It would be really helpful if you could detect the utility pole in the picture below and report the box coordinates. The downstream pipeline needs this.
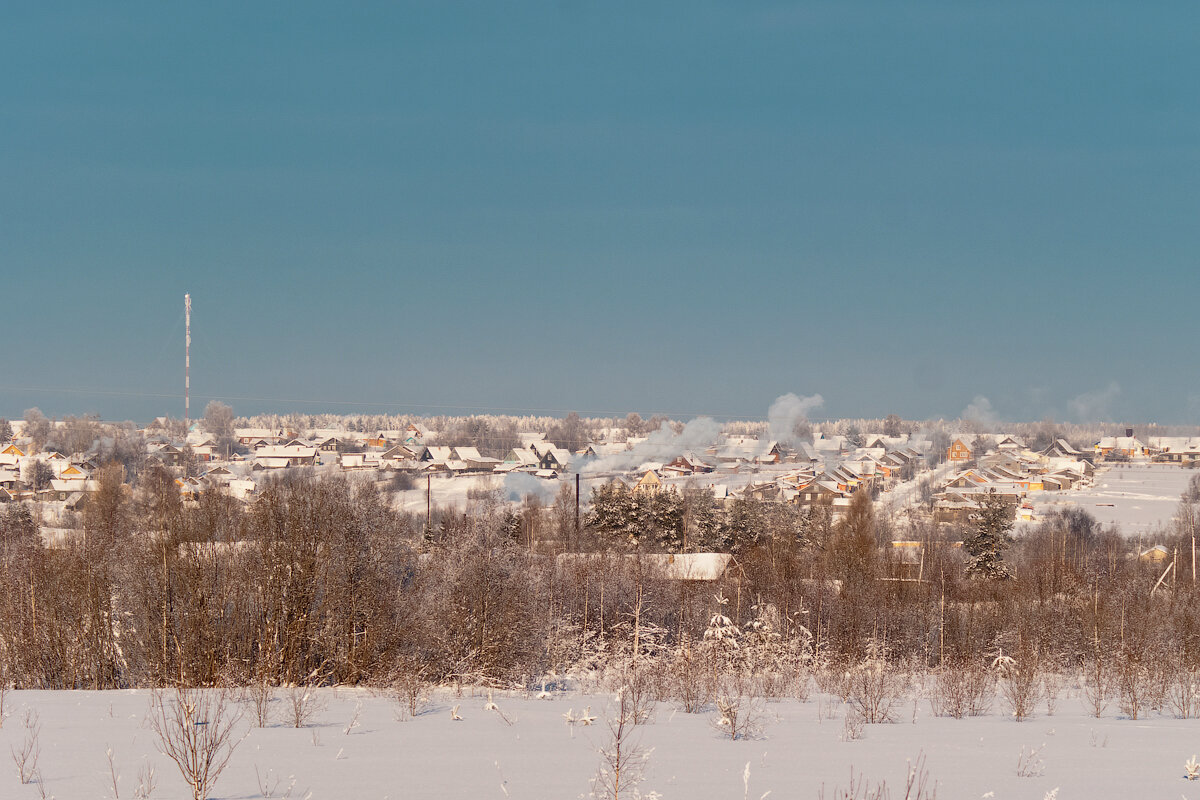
[575,473,580,549]
[184,293,191,430]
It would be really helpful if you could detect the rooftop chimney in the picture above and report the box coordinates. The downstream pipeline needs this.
[1125,427,1134,438]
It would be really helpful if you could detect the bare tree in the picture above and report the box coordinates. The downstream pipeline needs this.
[202,402,236,458]
[22,409,51,453]
[148,688,244,800]
[10,708,40,783]
[590,687,652,800]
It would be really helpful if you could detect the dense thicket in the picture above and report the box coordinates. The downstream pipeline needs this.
[1,471,1198,692]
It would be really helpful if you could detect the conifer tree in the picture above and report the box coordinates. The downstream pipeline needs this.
[965,488,1014,579]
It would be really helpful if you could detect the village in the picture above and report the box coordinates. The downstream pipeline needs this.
[3,411,1197,559]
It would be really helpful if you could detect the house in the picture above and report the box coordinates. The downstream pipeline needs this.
[947,438,973,463]
[453,447,502,472]
[933,492,977,524]
[795,479,845,508]
[742,481,781,502]
[251,457,293,471]
[1149,437,1200,465]
[538,447,572,473]
[666,453,714,474]
[200,465,234,485]
[253,444,317,467]
[150,443,186,467]
[403,423,428,444]
[55,462,89,481]
[0,443,26,468]
[316,437,343,452]
[235,428,281,446]
[555,552,734,583]
[1095,429,1148,459]
[381,445,421,469]
[366,432,391,449]
[633,469,663,496]
[499,448,539,472]
[420,446,454,464]
[340,452,381,470]
[1139,545,1170,563]
[1039,439,1083,459]
[0,468,20,489]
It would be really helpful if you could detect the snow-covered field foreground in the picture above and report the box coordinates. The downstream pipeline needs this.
[2,685,1198,799]
[1027,464,1193,538]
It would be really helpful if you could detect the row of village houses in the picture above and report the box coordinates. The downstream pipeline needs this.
[2,420,1195,520]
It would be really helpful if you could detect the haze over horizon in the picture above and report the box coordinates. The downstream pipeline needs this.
[4,3,1199,424]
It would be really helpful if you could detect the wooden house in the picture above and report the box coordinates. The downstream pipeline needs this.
[947,438,973,463]
[633,469,663,496]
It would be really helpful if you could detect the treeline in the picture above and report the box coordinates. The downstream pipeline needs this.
[2,469,1199,694]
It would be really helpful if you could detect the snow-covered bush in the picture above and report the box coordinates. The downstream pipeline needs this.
[713,693,765,741]
[664,637,710,713]
[929,658,995,719]
[283,686,325,728]
[994,644,1042,721]
[844,641,907,724]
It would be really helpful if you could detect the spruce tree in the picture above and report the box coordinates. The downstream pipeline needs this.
[965,488,1014,579]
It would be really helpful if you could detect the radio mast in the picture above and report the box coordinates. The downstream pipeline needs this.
[185,293,191,430]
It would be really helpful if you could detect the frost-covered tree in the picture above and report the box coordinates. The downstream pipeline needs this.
[643,489,684,552]
[682,485,724,551]
[22,408,51,452]
[587,482,639,544]
[24,459,54,491]
[203,401,236,457]
[546,411,589,452]
[0,418,12,443]
[966,488,1014,579]
[883,414,903,437]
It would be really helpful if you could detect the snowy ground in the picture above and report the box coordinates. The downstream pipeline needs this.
[1023,464,1193,539]
[3,684,1199,799]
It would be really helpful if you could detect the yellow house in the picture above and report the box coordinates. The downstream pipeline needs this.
[947,439,973,462]
[1139,545,1170,563]
[58,464,88,480]
[633,469,662,496]
[1,443,25,457]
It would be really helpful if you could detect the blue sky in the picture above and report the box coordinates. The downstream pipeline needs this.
[3,2,1198,425]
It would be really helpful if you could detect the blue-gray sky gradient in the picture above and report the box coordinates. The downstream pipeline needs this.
[3,2,1198,424]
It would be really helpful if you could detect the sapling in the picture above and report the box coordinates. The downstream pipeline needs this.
[11,707,41,784]
[713,693,765,741]
[284,687,324,728]
[148,688,244,800]
[1015,744,1045,778]
[590,688,654,800]
[343,700,362,735]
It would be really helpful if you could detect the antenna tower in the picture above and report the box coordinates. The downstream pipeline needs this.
[185,293,191,429]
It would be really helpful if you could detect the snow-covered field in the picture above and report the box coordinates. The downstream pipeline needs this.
[1026,464,1193,538]
[3,685,1199,799]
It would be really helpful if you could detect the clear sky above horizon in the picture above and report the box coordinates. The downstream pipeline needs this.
[3,2,1199,425]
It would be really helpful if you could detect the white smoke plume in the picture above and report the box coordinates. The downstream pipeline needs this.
[961,395,999,429]
[503,471,560,502]
[765,392,824,449]
[581,416,725,475]
[1069,381,1121,422]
